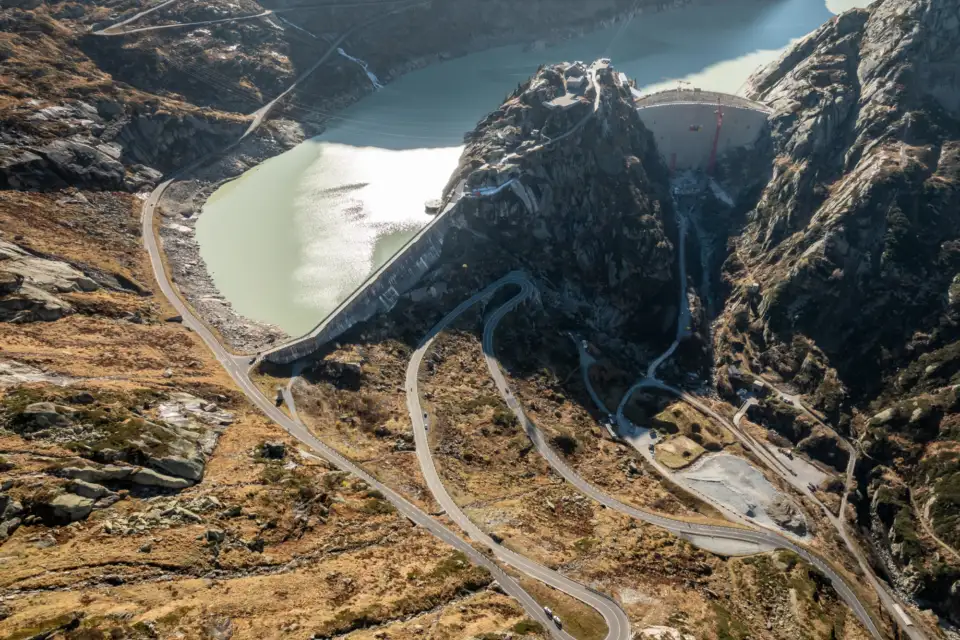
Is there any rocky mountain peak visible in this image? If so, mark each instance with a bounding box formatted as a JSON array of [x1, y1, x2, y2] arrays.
[[441, 61, 678, 337]]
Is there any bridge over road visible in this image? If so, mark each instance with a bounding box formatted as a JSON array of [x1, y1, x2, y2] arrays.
[[633, 88, 771, 171]]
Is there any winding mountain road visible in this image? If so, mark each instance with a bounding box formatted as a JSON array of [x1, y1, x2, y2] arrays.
[[404, 273, 628, 640], [607, 180, 925, 638], [123, 8, 619, 636], [474, 277, 885, 640], [141, 193, 583, 638], [120, 12, 918, 630], [743, 378, 928, 639], [400, 264, 884, 639]]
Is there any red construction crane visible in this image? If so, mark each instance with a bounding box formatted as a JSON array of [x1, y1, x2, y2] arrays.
[[707, 100, 724, 175]]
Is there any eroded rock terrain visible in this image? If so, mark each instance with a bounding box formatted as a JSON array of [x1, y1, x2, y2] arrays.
[[711, 0, 960, 625], [451, 62, 677, 339]]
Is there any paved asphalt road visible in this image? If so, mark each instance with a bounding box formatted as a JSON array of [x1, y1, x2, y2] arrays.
[[93, 0, 423, 35], [404, 272, 626, 640], [96, 10, 274, 36], [266, 62, 605, 361], [747, 379, 928, 640], [140, 192, 582, 639], [122, 14, 911, 632], [124, 13, 603, 630], [477, 276, 885, 640], [243, 1, 427, 138]]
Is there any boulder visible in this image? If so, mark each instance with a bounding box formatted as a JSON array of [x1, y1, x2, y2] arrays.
[[94, 493, 123, 510], [50, 493, 95, 522], [0, 270, 23, 295], [21, 402, 71, 429], [150, 455, 204, 481], [1, 495, 23, 521], [767, 495, 808, 537], [68, 479, 112, 500], [0, 517, 21, 541], [130, 468, 192, 489], [59, 465, 135, 483], [70, 391, 96, 405], [205, 528, 225, 543], [260, 441, 286, 460]]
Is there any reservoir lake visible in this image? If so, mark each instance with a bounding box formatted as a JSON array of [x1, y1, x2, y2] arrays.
[[196, 0, 869, 336]]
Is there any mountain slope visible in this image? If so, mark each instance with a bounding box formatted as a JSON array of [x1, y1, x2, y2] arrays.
[[714, 0, 960, 624]]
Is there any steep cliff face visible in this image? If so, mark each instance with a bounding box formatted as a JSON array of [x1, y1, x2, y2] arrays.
[[714, 0, 960, 622], [441, 63, 677, 339]]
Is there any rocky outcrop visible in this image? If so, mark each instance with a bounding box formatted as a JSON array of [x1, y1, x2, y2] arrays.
[[1, 140, 125, 191], [439, 62, 676, 338], [767, 494, 808, 537], [48, 493, 95, 522], [0, 98, 167, 192], [115, 110, 246, 175], [0, 239, 102, 322], [0, 494, 24, 541], [735, 0, 960, 397], [714, 0, 960, 624], [2, 389, 234, 520]]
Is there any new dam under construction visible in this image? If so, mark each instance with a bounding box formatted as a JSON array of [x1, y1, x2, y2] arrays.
[[263, 85, 771, 364]]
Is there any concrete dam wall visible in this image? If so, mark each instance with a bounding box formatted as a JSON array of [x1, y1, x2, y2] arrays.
[[263, 178, 542, 365], [263, 189, 464, 365], [634, 90, 770, 170]]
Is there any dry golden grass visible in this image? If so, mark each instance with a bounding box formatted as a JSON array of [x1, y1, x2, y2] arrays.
[[655, 435, 707, 470]]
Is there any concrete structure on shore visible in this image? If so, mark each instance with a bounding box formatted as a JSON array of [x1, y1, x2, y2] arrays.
[[634, 89, 770, 171], [263, 176, 542, 365]]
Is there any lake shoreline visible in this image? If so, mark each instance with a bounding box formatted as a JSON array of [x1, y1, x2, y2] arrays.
[[158, 0, 844, 354], [154, 0, 705, 354]]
